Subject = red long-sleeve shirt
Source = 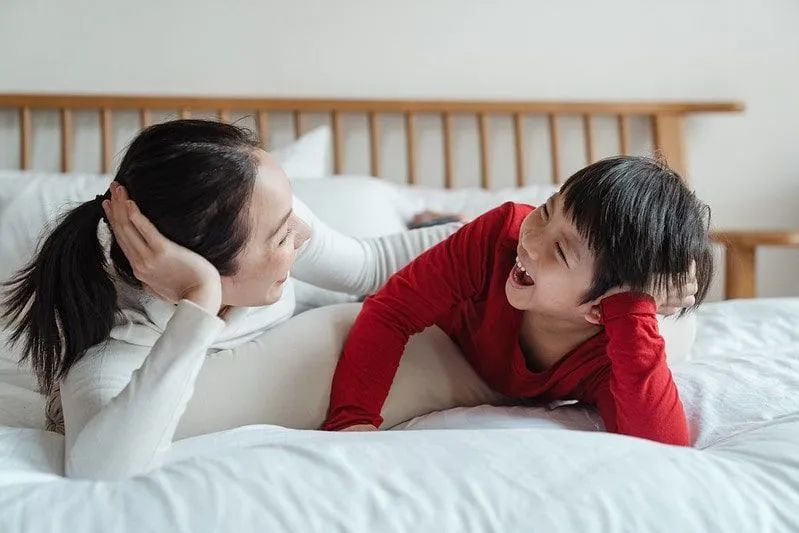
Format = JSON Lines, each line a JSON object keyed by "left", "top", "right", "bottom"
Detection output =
{"left": 323, "top": 202, "right": 690, "bottom": 446}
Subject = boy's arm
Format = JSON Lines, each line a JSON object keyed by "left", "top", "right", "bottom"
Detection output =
{"left": 585, "top": 292, "right": 690, "bottom": 446}
{"left": 322, "top": 204, "right": 515, "bottom": 431}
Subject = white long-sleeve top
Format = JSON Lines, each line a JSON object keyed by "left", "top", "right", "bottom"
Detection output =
{"left": 59, "top": 196, "right": 459, "bottom": 480}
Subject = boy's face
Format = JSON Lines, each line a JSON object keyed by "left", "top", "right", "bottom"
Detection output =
{"left": 505, "top": 194, "right": 599, "bottom": 322}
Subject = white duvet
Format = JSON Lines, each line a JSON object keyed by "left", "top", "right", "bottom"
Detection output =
{"left": 1, "top": 298, "right": 798, "bottom": 532}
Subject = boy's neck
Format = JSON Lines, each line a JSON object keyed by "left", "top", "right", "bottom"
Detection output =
{"left": 518, "top": 311, "right": 602, "bottom": 372}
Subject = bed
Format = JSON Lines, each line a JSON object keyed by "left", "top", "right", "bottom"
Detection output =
{"left": 1, "top": 94, "right": 798, "bottom": 533}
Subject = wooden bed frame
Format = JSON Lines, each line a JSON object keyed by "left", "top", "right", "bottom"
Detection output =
{"left": 1, "top": 93, "right": 794, "bottom": 300}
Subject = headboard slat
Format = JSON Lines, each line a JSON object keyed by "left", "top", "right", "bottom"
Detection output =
{"left": 442, "top": 112, "right": 454, "bottom": 189}
{"left": 404, "top": 113, "right": 417, "bottom": 185}
{"left": 256, "top": 110, "right": 269, "bottom": 149}
{"left": 100, "top": 108, "right": 113, "bottom": 174}
{"left": 548, "top": 113, "right": 560, "bottom": 183}
{"left": 617, "top": 114, "right": 630, "bottom": 155}
{"left": 652, "top": 114, "right": 687, "bottom": 177}
{"left": 583, "top": 114, "right": 595, "bottom": 165}
{"left": 368, "top": 112, "right": 380, "bottom": 178}
{"left": 331, "top": 111, "right": 343, "bottom": 174}
{"left": 19, "top": 107, "right": 32, "bottom": 170}
{"left": 477, "top": 113, "right": 490, "bottom": 189}
{"left": 140, "top": 109, "right": 152, "bottom": 128}
{"left": 293, "top": 110, "right": 303, "bottom": 139}
{"left": 512, "top": 113, "right": 526, "bottom": 187}
{"left": 60, "top": 108, "right": 72, "bottom": 173}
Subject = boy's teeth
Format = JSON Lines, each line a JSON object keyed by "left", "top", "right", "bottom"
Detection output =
{"left": 515, "top": 256, "right": 526, "bottom": 272}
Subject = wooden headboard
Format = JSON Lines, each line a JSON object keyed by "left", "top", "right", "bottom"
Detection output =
{"left": 0, "top": 93, "right": 742, "bottom": 187}
{"left": 4, "top": 93, "right": 783, "bottom": 301}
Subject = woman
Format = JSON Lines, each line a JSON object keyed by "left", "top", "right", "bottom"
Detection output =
{"left": 1, "top": 120, "right": 464, "bottom": 479}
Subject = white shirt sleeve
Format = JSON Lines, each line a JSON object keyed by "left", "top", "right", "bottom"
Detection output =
{"left": 290, "top": 196, "right": 461, "bottom": 295}
{"left": 60, "top": 300, "right": 225, "bottom": 480}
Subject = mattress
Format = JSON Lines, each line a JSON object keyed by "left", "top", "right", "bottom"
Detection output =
{"left": 1, "top": 297, "right": 798, "bottom": 532}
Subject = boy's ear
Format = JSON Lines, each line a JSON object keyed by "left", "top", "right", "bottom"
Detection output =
{"left": 583, "top": 302, "right": 602, "bottom": 325}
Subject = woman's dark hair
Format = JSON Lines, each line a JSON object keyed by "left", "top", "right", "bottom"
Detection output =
{"left": 2, "top": 119, "right": 262, "bottom": 394}
{"left": 560, "top": 155, "right": 713, "bottom": 310}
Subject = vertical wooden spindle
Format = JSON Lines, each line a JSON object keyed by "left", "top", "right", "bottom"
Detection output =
{"left": 442, "top": 112, "right": 454, "bottom": 189}
{"left": 405, "top": 113, "right": 417, "bottom": 185}
{"left": 513, "top": 113, "right": 526, "bottom": 187}
{"left": 60, "top": 108, "right": 73, "bottom": 172}
{"left": 618, "top": 114, "right": 630, "bottom": 155}
{"left": 477, "top": 113, "right": 490, "bottom": 189}
{"left": 100, "top": 108, "right": 113, "bottom": 174}
{"left": 548, "top": 113, "right": 560, "bottom": 183}
{"left": 293, "top": 110, "right": 304, "bottom": 139}
{"left": 19, "top": 107, "right": 31, "bottom": 170}
{"left": 140, "top": 109, "right": 152, "bottom": 128}
{"left": 583, "top": 114, "right": 595, "bottom": 164}
{"left": 331, "top": 111, "right": 343, "bottom": 174}
{"left": 257, "top": 110, "right": 269, "bottom": 148}
{"left": 368, "top": 112, "right": 380, "bottom": 177}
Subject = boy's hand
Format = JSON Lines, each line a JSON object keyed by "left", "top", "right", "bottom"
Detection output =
{"left": 339, "top": 424, "right": 378, "bottom": 432}
{"left": 649, "top": 261, "right": 698, "bottom": 316}
{"left": 602, "top": 261, "right": 698, "bottom": 316}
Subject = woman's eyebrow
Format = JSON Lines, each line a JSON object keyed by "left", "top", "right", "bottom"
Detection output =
{"left": 268, "top": 210, "right": 293, "bottom": 238}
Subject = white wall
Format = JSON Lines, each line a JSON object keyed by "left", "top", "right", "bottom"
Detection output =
{"left": 1, "top": 0, "right": 798, "bottom": 299}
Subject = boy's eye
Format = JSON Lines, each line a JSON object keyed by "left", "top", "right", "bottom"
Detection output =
{"left": 555, "top": 242, "right": 568, "bottom": 265}
{"left": 541, "top": 204, "right": 549, "bottom": 219}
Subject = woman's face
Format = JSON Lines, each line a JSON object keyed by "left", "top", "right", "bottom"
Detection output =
{"left": 220, "top": 152, "right": 310, "bottom": 307}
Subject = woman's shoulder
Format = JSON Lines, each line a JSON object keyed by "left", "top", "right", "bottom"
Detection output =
{"left": 61, "top": 337, "right": 151, "bottom": 401}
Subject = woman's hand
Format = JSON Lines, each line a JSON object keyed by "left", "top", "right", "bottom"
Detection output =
{"left": 102, "top": 182, "right": 223, "bottom": 315}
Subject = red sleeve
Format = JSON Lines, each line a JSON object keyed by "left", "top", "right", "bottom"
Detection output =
{"left": 321, "top": 203, "right": 519, "bottom": 431}
{"left": 584, "top": 292, "right": 690, "bottom": 446}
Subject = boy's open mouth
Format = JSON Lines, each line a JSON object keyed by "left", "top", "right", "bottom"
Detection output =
{"left": 512, "top": 256, "right": 535, "bottom": 286}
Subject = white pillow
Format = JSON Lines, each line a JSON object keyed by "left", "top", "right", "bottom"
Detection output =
{"left": 270, "top": 126, "right": 332, "bottom": 180}
{"left": 291, "top": 175, "right": 414, "bottom": 238}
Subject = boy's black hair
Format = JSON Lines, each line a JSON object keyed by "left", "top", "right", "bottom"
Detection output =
{"left": 560, "top": 155, "right": 713, "bottom": 309}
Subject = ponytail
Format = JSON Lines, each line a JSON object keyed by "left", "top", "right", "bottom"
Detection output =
{"left": 1, "top": 197, "right": 119, "bottom": 395}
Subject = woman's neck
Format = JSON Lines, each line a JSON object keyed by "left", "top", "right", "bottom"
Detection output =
{"left": 518, "top": 310, "right": 602, "bottom": 372}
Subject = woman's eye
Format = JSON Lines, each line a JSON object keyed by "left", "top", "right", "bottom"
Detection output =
{"left": 541, "top": 204, "right": 549, "bottom": 219}
{"left": 278, "top": 229, "right": 292, "bottom": 246}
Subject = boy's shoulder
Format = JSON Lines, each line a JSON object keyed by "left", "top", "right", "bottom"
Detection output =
{"left": 470, "top": 201, "right": 535, "bottom": 241}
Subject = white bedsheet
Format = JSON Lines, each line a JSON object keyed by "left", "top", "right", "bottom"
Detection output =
{"left": 1, "top": 299, "right": 798, "bottom": 532}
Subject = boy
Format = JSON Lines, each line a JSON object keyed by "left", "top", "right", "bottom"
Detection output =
{"left": 322, "top": 156, "right": 712, "bottom": 445}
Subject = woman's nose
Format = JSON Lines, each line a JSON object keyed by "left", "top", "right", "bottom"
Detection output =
{"left": 294, "top": 221, "right": 311, "bottom": 249}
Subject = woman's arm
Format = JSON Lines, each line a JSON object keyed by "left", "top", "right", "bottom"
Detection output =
{"left": 60, "top": 300, "right": 225, "bottom": 479}
{"left": 290, "top": 196, "right": 462, "bottom": 296}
